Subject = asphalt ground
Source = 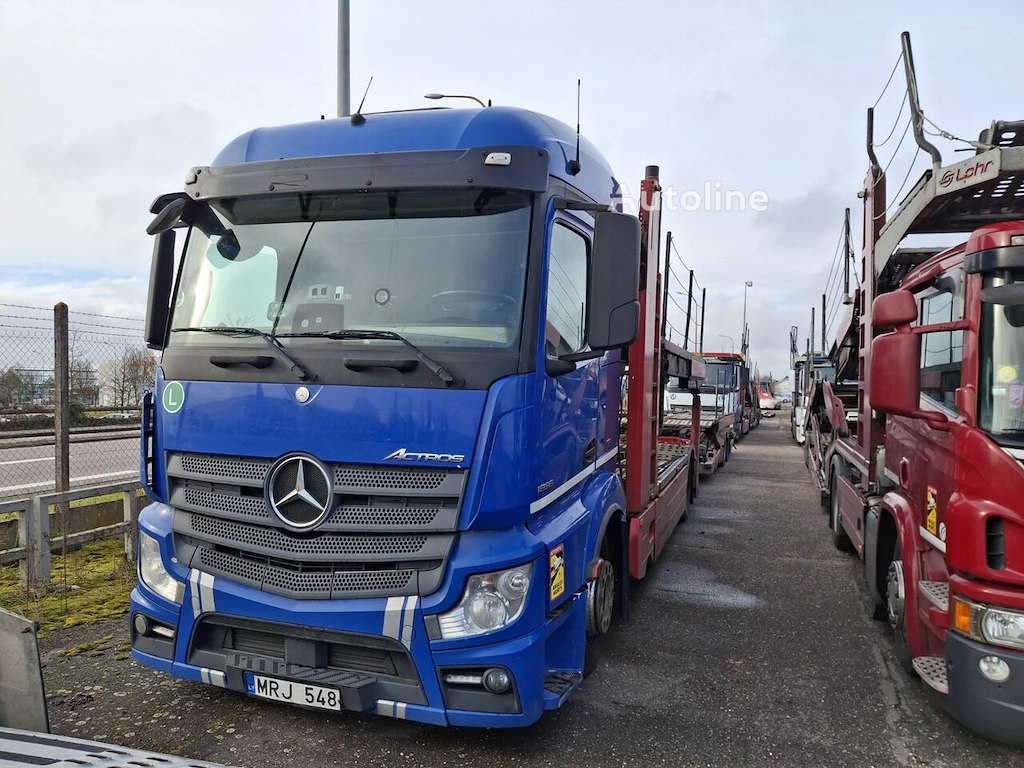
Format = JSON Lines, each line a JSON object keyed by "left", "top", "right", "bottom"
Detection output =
{"left": 38, "top": 413, "right": 1024, "bottom": 767}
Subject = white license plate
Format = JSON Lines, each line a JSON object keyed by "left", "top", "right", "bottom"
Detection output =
{"left": 244, "top": 673, "right": 342, "bottom": 711}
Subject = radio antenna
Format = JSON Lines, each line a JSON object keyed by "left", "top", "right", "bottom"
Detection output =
{"left": 568, "top": 79, "right": 582, "bottom": 176}
{"left": 350, "top": 76, "right": 373, "bottom": 126}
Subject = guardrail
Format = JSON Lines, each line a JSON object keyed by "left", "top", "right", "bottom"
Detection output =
{"left": 0, "top": 480, "right": 144, "bottom": 590}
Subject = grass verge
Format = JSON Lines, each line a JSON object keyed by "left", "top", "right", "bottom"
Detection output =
{"left": 0, "top": 537, "right": 134, "bottom": 635}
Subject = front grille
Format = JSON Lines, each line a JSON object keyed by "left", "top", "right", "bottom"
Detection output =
{"left": 194, "top": 546, "right": 429, "bottom": 599}
{"left": 168, "top": 451, "right": 464, "bottom": 599}
{"left": 334, "top": 465, "right": 452, "bottom": 491}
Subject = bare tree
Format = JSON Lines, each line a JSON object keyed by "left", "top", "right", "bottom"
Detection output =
{"left": 101, "top": 347, "right": 156, "bottom": 407}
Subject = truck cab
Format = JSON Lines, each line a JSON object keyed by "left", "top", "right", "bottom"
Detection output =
{"left": 129, "top": 106, "right": 698, "bottom": 727}
{"left": 816, "top": 47, "right": 1024, "bottom": 739}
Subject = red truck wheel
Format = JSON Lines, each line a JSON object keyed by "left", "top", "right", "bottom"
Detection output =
{"left": 886, "top": 539, "right": 915, "bottom": 674}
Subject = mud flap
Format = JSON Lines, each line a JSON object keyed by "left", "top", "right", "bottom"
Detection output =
{"left": 864, "top": 504, "right": 884, "bottom": 613}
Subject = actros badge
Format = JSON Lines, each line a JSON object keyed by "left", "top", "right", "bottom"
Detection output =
{"left": 383, "top": 448, "right": 465, "bottom": 463}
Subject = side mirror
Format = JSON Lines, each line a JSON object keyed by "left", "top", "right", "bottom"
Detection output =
{"left": 868, "top": 304, "right": 949, "bottom": 430}
{"left": 869, "top": 330, "right": 921, "bottom": 416}
{"left": 147, "top": 196, "right": 189, "bottom": 235}
{"left": 145, "top": 230, "right": 176, "bottom": 350}
{"left": 872, "top": 289, "right": 917, "bottom": 328}
{"left": 587, "top": 211, "right": 640, "bottom": 351}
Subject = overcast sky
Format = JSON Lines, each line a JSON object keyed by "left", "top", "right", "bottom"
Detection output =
{"left": 2, "top": 1, "right": 1022, "bottom": 380}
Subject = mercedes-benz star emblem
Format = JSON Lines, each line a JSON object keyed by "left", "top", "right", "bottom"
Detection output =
{"left": 266, "top": 454, "right": 333, "bottom": 531}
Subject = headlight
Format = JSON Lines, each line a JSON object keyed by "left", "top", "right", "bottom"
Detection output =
{"left": 437, "top": 563, "right": 533, "bottom": 639}
{"left": 139, "top": 532, "right": 184, "bottom": 604}
{"left": 953, "top": 596, "right": 1024, "bottom": 651}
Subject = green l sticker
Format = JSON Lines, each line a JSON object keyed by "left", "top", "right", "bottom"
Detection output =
{"left": 162, "top": 381, "right": 185, "bottom": 414}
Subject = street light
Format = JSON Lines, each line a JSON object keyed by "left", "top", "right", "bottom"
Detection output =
{"left": 742, "top": 280, "right": 753, "bottom": 355}
{"left": 718, "top": 334, "right": 735, "bottom": 354}
{"left": 424, "top": 93, "right": 488, "bottom": 108}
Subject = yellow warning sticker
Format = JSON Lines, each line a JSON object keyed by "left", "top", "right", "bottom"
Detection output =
{"left": 926, "top": 487, "right": 938, "bottom": 536}
{"left": 549, "top": 544, "right": 565, "bottom": 601}
{"left": 998, "top": 365, "right": 1019, "bottom": 384}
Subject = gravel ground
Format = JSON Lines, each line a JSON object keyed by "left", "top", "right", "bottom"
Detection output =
{"left": 39, "top": 414, "right": 1023, "bottom": 767}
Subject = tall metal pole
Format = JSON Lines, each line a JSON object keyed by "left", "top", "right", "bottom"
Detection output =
{"left": 843, "top": 207, "right": 851, "bottom": 300}
{"left": 683, "top": 269, "right": 694, "bottom": 350}
{"left": 337, "top": 0, "right": 351, "bottom": 117}
{"left": 54, "top": 303, "right": 70, "bottom": 594}
{"left": 809, "top": 307, "right": 815, "bottom": 356}
{"left": 821, "top": 293, "right": 827, "bottom": 352}
{"left": 661, "top": 231, "right": 672, "bottom": 340}
{"left": 741, "top": 280, "right": 752, "bottom": 356}
{"left": 699, "top": 288, "right": 706, "bottom": 354}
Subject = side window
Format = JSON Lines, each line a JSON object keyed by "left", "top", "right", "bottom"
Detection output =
{"left": 917, "top": 269, "right": 964, "bottom": 410}
{"left": 545, "top": 224, "right": 589, "bottom": 357}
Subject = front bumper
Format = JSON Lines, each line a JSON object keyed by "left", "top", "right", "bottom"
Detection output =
{"left": 941, "top": 631, "right": 1024, "bottom": 746}
{"left": 130, "top": 574, "right": 587, "bottom": 728}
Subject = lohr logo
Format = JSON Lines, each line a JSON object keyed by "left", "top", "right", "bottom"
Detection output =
{"left": 936, "top": 149, "right": 1000, "bottom": 196}
{"left": 939, "top": 160, "right": 994, "bottom": 188}
{"left": 383, "top": 448, "right": 465, "bottom": 463}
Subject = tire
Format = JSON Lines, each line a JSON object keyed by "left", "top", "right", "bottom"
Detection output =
{"left": 829, "top": 468, "right": 855, "bottom": 552}
{"left": 583, "top": 542, "right": 616, "bottom": 677}
{"left": 886, "top": 538, "right": 916, "bottom": 674}
{"left": 722, "top": 438, "right": 731, "bottom": 465}
{"left": 688, "top": 460, "right": 698, "bottom": 504}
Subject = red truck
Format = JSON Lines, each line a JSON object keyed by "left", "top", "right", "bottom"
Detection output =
{"left": 808, "top": 33, "right": 1024, "bottom": 744}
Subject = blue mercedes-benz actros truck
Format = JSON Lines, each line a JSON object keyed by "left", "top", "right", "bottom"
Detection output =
{"left": 130, "top": 105, "right": 700, "bottom": 726}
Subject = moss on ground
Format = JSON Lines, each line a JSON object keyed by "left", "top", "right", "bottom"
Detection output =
{"left": 0, "top": 538, "right": 134, "bottom": 635}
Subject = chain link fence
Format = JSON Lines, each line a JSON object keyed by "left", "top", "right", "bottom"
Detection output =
{"left": 0, "top": 303, "right": 152, "bottom": 501}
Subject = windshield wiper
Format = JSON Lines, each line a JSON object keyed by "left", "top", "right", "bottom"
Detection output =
{"left": 278, "top": 329, "right": 461, "bottom": 387}
{"left": 172, "top": 326, "right": 314, "bottom": 381}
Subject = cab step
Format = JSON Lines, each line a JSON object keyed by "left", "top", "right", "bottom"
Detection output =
{"left": 542, "top": 670, "right": 581, "bottom": 709}
{"left": 918, "top": 580, "right": 949, "bottom": 612}
{"left": 912, "top": 656, "right": 949, "bottom": 695}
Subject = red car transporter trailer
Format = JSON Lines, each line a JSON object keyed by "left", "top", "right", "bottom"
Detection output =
{"left": 624, "top": 166, "right": 706, "bottom": 582}
{"left": 812, "top": 33, "right": 1024, "bottom": 744}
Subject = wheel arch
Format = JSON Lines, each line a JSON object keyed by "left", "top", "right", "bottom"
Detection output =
{"left": 870, "top": 491, "right": 925, "bottom": 655}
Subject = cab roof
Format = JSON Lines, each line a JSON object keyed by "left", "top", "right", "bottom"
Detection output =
{"left": 212, "top": 106, "right": 620, "bottom": 205}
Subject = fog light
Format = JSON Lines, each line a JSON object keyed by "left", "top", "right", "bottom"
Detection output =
{"left": 979, "top": 655, "right": 1011, "bottom": 683}
{"left": 482, "top": 668, "right": 511, "bottom": 693}
{"left": 134, "top": 614, "right": 150, "bottom": 636}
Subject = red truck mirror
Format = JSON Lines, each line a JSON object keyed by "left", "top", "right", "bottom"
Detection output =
{"left": 869, "top": 290, "right": 949, "bottom": 429}
{"left": 871, "top": 289, "right": 917, "bottom": 328}
{"left": 869, "top": 330, "right": 921, "bottom": 415}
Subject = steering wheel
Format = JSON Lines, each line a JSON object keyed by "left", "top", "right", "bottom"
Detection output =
{"left": 431, "top": 290, "right": 516, "bottom": 315}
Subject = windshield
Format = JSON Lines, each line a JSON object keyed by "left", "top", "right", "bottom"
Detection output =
{"left": 980, "top": 271, "right": 1024, "bottom": 444}
{"left": 169, "top": 189, "right": 532, "bottom": 349}
{"left": 698, "top": 363, "right": 736, "bottom": 394}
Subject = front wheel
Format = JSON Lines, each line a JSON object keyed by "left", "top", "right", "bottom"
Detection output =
{"left": 583, "top": 550, "right": 615, "bottom": 677}
{"left": 886, "top": 539, "right": 915, "bottom": 674}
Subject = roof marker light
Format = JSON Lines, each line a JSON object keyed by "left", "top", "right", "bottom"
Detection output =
{"left": 484, "top": 152, "right": 511, "bottom": 167}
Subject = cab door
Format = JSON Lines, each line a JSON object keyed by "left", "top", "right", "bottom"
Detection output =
{"left": 890, "top": 268, "right": 965, "bottom": 556}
